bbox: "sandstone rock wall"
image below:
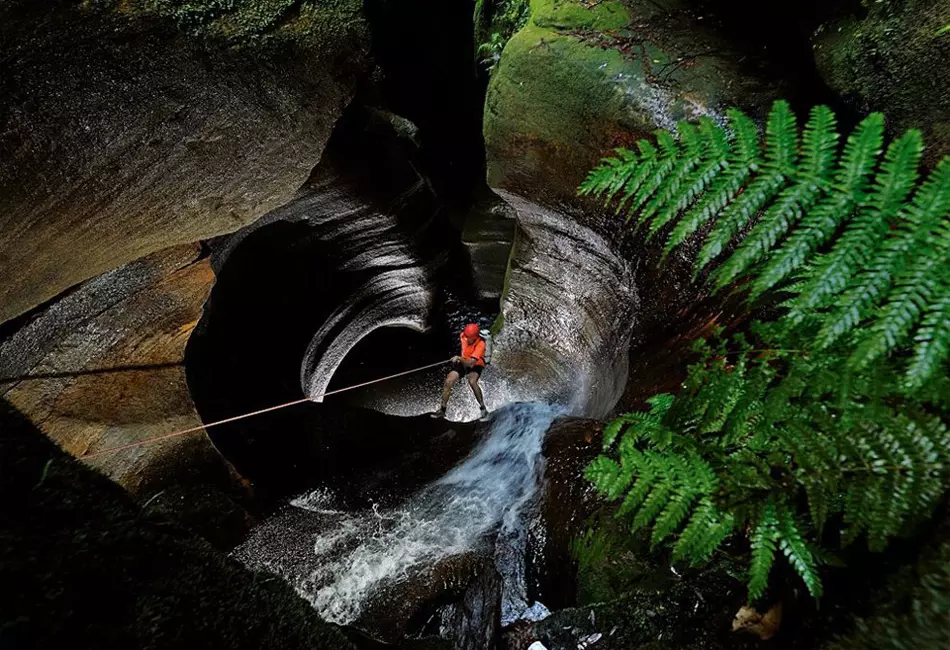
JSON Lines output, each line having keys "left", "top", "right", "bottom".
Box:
{"left": 0, "top": 0, "right": 370, "bottom": 323}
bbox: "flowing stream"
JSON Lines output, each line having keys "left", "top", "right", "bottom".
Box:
{"left": 233, "top": 402, "right": 561, "bottom": 626}
{"left": 232, "top": 190, "right": 638, "bottom": 640}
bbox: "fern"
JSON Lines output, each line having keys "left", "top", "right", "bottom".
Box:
{"left": 696, "top": 101, "right": 798, "bottom": 275}
{"left": 583, "top": 101, "right": 950, "bottom": 386}
{"left": 587, "top": 333, "right": 950, "bottom": 602}
{"left": 663, "top": 110, "right": 760, "bottom": 261}
{"left": 748, "top": 500, "right": 780, "bottom": 601}
{"left": 582, "top": 99, "right": 950, "bottom": 608}
{"left": 749, "top": 112, "right": 884, "bottom": 299}
{"left": 786, "top": 130, "right": 924, "bottom": 323}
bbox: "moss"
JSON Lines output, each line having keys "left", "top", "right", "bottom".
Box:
{"left": 483, "top": 20, "right": 649, "bottom": 190}
{"left": 813, "top": 0, "right": 950, "bottom": 164}
{"left": 90, "top": 0, "right": 367, "bottom": 49}
{"left": 0, "top": 398, "right": 357, "bottom": 649}
{"left": 485, "top": 22, "right": 631, "bottom": 146}
{"left": 530, "top": 0, "right": 630, "bottom": 32}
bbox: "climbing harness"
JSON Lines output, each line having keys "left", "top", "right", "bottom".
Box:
{"left": 81, "top": 358, "right": 453, "bottom": 460}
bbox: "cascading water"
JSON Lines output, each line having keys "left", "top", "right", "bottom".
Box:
{"left": 233, "top": 402, "right": 562, "bottom": 626}
{"left": 232, "top": 189, "right": 638, "bottom": 644}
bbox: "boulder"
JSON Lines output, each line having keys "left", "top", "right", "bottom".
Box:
{"left": 812, "top": 0, "right": 950, "bottom": 166}
{"left": 483, "top": 0, "right": 784, "bottom": 217}
{"left": 0, "top": 0, "right": 370, "bottom": 323}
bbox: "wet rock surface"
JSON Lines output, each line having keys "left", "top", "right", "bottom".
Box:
{"left": 515, "top": 558, "right": 755, "bottom": 650}
{"left": 0, "top": 0, "right": 370, "bottom": 323}
{"left": 0, "top": 243, "right": 248, "bottom": 546}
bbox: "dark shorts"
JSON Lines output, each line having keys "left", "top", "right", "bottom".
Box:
{"left": 451, "top": 362, "right": 484, "bottom": 378}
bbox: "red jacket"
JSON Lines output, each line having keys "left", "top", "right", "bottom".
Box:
{"left": 460, "top": 334, "right": 487, "bottom": 367}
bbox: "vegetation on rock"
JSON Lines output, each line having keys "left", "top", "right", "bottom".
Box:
{"left": 580, "top": 100, "right": 950, "bottom": 636}
{"left": 474, "top": 0, "right": 530, "bottom": 72}
{"left": 86, "top": 0, "right": 366, "bottom": 47}
{"left": 812, "top": 0, "right": 950, "bottom": 164}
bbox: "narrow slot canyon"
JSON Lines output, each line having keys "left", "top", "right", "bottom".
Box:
{"left": 3, "top": 1, "right": 949, "bottom": 650}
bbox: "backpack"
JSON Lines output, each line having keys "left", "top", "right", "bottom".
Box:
{"left": 479, "top": 328, "right": 493, "bottom": 364}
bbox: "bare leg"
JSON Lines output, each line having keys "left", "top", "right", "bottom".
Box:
{"left": 440, "top": 370, "right": 460, "bottom": 409}
{"left": 467, "top": 373, "right": 486, "bottom": 409}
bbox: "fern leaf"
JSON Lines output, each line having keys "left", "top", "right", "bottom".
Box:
{"left": 764, "top": 100, "right": 800, "bottom": 172}
{"left": 651, "top": 117, "right": 730, "bottom": 246}
{"left": 906, "top": 278, "right": 950, "bottom": 389}
{"left": 616, "top": 452, "right": 660, "bottom": 517}
{"left": 817, "top": 158, "right": 950, "bottom": 349}
{"left": 750, "top": 113, "right": 883, "bottom": 299}
{"left": 786, "top": 130, "right": 923, "bottom": 321}
{"left": 626, "top": 131, "right": 681, "bottom": 227}
{"left": 852, "top": 202, "right": 950, "bottom": 371}
{"left": 613, "top": 141, "right": 660, "bottom": 215}
{"left": 672, "top": 499, "right": 716, "bottom": 562}
{"left": 651, "top": 492, "right": 696, "bottom": 547}
{"left": 711, "top": 106, "right": 840, "bottom": 291}
{"left": 664, "top": 111, "right": 761, "bottom": 260}
{"left": 776, "top": 502, "right": 823, "bottom": 599}
{"left": 639, "top": 122, "right": 703, "bottom": 235}
{"left": 749, "top": 500, "right": 781, "bottom": 601}
{"left": 602, "top": 419, "right": 625, "bottom": 450}
{"left": 585, "top": 456, "right": 624, "bottom": 497}
{"left": 693, "top": 511, "right": 736, "bottom": 564}
{"left": 632, "top": 456, "right": 676, "bottom": 531}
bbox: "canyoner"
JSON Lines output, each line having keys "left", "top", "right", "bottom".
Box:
{"left": 432, "top": 323, "right": 493, "bottom": 420}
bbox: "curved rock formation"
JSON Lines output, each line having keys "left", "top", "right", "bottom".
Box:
{"left": 0, "top": 0, "right": 370, "bottom": 323}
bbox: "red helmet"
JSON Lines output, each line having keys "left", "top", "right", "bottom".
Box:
{"left": 463, "top": 323, "right": 480, "bottom": 338}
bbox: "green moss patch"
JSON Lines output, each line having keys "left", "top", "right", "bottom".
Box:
{"left": 91, "top": 0, "right": 366, "bottom": 48}
{"left": 530, "top": 0, "right": 630, "bottom": 32}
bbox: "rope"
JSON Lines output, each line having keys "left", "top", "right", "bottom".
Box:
{"left": 81, "top": 358, "right": 452, "bottom": 460}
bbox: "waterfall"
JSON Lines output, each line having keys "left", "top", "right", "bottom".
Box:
{"left": 233, "top": 402, "right": 562, "bottom": 626}
{"left": 232, "top": 190, "right": 638, "bottom": 640}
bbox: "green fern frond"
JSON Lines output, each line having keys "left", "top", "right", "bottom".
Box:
{"left": 632, "top": 470, "right": 675, "bottom": 532}
{"left": 786, "top": 130, "right": 924, "bottom": 322}
{"left": 776, "top": 502, "right": 823, "bottom": 598}
{"left": 907, "top": 278, "right": 950, "bottom": 390}
{"left": 578, "top": 148, "right": 638, "bottom": 201}
{"left": 764, "top": 99, "right": 799, "bottom": 172}
{"left": 750, "top": 112, "right": 883, "bottom": 299}
{"left": 651, "top": 117, "right": 730, "bottom": 246}
{"left": 663, "top": 112, "right": 761, "bottom": 260}
{"left": 585, "top": 456, "right": 627, "bottom": 500}
{"left": 613, "top": 141, "right": 660, "bottom": 215}
{"left": 711, "top": 107, "right": 841, "bottom": 291}
{"left": 624, "top": 130, "right": 682, "bottom": 227}
{"left": 749, "top": 500, "right": 781, "bottom": 601}
{"left": 695, "top": 103, "right": 798, "bottom": 274}
{"left": 639, "top": 122, "right": 704, "bottom": 236}
{"left": 852, "top": 205, "right": 950, "bottom": 372}
{"left": 817, "top": 158, "right": 950, "bottom": 350}
{"left": 671, "top": 498, "right": 717, "bottom": 562}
